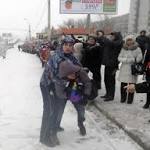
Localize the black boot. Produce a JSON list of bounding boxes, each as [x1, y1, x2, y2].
[[120, 99, 126, 103], [79, 122, 86, 136], [143, 93, 150, 109], [127, 93, 134, 104], [51, 133, 60, 145], [104, 96, 114, 102], [100, 94, 108, 98], [40, 137, 57, 147], [57, 126, 64, 132], [143, 103, 150, 109], [120, 83, 127, 103]]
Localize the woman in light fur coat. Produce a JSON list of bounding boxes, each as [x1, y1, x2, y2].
[[118, 36, 143, 104]]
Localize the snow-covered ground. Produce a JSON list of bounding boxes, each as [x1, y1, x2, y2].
[[0, 46, 143, 150]]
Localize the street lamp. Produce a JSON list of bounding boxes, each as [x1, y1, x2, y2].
[[24, 18, 31, 41]]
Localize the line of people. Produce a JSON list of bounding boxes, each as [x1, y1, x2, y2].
[[39, 29, 150, 147]]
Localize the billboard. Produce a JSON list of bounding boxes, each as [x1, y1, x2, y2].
[[60, 0, 117, 14]]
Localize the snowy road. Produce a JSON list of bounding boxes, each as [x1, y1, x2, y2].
[[0, 46, 143, 150]]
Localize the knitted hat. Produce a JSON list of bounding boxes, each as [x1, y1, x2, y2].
[[59, 60, 80, 78], [61, 36, 75, 45]]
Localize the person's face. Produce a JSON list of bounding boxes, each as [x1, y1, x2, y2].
[[126, 39, 134, 46], [97, 32, 103, 37], [65, 1, 72, 9], [63, 42, 74, 54], [141, 32, 146, 36], [87, 38, 96, 45]]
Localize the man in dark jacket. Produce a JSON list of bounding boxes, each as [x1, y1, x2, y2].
[[96, 30, 105, 89], [101, 32, 123, 101], [136, 30, 148, 56], [81, 35, 103, 89]]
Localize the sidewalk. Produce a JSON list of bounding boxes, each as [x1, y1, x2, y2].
[[95, 71, 150, 150]]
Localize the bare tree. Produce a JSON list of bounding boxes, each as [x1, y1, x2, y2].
[[63, 19, 75, 28], [75, 18, 87, 28]]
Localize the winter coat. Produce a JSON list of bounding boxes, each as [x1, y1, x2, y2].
[[136, 35, 148, 55], [81, 43, 103, 68], [118, 44, 143, 83], [55, 61, 91, 99], [102, 32, 123, 68], [144, 50, 150, 82], [40, 50, 80, 87]]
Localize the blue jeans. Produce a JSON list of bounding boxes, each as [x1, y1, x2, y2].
[[40, 83, 58, 142], [56, 97, 85, 129]]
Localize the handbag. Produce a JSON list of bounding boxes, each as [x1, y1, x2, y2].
[[131, 61, 144, 75], [131, 50, 147, 75]]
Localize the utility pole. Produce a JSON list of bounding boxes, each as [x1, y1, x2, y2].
[[29, 24, 31, 40], [48, 0, 51, 41], [24, 18, 31, 41], [86, 14, 91, 34]]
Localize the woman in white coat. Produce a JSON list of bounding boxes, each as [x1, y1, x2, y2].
[[118, 35, 143, 104]]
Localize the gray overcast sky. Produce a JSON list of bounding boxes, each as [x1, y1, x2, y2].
[[0, 0, 131, 38]]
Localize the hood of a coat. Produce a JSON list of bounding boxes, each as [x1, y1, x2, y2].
[[123, 42, 138, 51], [59, 60, 81, 78]]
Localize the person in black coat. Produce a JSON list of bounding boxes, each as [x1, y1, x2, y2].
[[142, 40, 150, 109], [101, 32, 123, 101], [81, 35, 103, 89], [96, 30, 105, 89], [125, 48, 150, 108], [136, 30, 148, 56]]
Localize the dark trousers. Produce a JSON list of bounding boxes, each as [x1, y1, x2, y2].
[[104, 66, 116, 98], [144, 92, 150, 106], [40, 83, 58, 143], [89, 66, 101, 89], [120, 82, 134, 104], [56, 97, 85, 129]]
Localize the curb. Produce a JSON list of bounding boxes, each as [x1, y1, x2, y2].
[[94, 102, 150, 150]]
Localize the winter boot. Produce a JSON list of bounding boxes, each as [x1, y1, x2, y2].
[[143, 103, 150, 109], [50, 133, 60, 145], [79, 122, 86, 136], [57, 126, 64, 132], [40, 137, 56, 147], [100, 94, 108, 99]]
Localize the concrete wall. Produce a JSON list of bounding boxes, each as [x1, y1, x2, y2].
[[128, 0, 150, 33]]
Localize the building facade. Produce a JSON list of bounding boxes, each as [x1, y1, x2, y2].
[[128, 0, 150, 33]]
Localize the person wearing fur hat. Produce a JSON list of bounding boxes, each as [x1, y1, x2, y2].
[[118, 35, 143, 104]]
